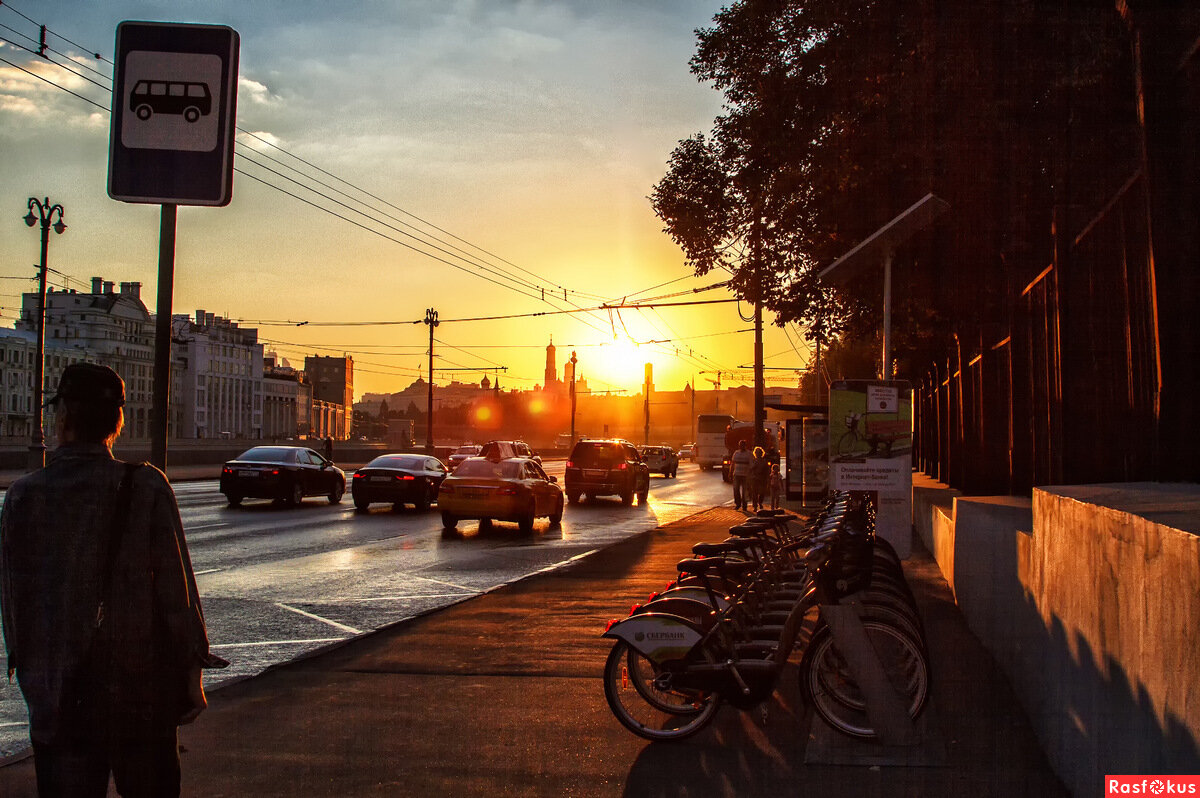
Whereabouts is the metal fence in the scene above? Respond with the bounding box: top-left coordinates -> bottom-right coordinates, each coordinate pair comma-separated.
915,173 -> 1161,495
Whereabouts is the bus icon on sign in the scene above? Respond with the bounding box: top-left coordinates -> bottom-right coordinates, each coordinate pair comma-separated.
130,80 -> 211,123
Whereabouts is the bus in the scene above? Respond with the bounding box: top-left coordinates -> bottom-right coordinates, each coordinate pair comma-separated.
695,413 -> 734,470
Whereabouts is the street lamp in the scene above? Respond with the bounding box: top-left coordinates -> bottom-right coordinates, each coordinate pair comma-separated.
23,197 -> 66,471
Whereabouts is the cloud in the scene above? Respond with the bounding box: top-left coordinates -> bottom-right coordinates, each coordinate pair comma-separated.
239,76 -> 279,107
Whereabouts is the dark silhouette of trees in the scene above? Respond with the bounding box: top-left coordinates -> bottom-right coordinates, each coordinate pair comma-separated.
653,0 -> 1146,379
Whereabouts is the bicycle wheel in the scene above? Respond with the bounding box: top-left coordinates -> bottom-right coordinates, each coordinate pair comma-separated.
800,619 -> 929,739
603,641 -> 720,741
836,431 -> 860,456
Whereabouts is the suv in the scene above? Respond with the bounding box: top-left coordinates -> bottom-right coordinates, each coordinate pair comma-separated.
479,440 -> 541,465
564,439 -> 650,505
640,445 -> 679,478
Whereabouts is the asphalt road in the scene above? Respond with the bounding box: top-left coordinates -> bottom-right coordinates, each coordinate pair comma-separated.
0,460 -> 733,757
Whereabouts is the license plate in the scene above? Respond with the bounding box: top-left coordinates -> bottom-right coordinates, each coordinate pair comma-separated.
461,489 -> 487,500
239,470 -> 259,478
584,469 -> 606,478
370,476 -> 391,482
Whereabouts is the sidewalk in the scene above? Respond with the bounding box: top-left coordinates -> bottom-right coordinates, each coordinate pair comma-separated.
0,507 -> 1069,797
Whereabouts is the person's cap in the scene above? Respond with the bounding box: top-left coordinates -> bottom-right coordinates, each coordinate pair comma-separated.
44,362 -> 125,408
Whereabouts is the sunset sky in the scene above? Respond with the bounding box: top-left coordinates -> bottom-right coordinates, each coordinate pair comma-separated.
0,1 -> 814,400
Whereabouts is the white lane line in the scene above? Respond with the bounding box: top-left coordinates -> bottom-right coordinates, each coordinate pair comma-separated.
336,592 -> 479,603
0,722 -> 27,728
275,603 -> 362,635
404,574 -> 477,592
186,522 -> 231,532
193,568 -> 223,576
210,637 -> 347,649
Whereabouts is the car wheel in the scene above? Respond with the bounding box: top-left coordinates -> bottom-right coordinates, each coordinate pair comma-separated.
353,496 -> 369,511
518,501 -> 536,533
441,512 -> 457,530
638,488 -> 649,505
620,489 -> 633,506
415,481 -> 431,512
287,482 -> 304,506
567,492 -> 581,504
328,480 -> 344,504
225,493 -> 242,508
549,496 -> 564,527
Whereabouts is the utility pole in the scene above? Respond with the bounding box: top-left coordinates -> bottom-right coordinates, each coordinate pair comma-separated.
22,197 -> 66,471
568,350 -> 578,443
423,308 -> 438,453
643,363 -> 653,445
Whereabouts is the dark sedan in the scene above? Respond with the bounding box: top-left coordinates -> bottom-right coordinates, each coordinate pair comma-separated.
351,453 -> 448,511
220,446 -> 345,507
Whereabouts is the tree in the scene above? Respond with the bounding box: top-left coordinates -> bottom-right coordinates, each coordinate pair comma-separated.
653,0 -> 1142,378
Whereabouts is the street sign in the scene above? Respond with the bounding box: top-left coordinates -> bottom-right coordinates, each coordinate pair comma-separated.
108,21 -> 239,206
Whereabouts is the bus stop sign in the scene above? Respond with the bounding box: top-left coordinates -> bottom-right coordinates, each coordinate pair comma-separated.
108,21 -> 239,206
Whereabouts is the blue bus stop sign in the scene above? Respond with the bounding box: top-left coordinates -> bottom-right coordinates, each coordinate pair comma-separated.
108,21 -> 239,206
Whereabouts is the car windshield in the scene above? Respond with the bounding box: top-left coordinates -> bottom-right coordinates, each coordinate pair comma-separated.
453,446 -> 479,455
572,443 -> 622,466
365,455 -> 423,470
237,447 -> 296,463
453,459 -> 522,479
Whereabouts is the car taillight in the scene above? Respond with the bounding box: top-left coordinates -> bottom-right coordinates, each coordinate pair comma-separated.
398,475 -> 415,481
616,462 -> 627,470
270,469 -> 279,476
565,460 -> 574,468
353,473 -> 364,480
497,486 -> 518,496
222,466 -> 232,475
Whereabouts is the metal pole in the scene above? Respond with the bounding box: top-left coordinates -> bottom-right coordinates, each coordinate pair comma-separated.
29,223 -> 49,470
424,308 -> 438,453
150,203 -> 177,471
753,272 -> 765,448
882,248 -> 894,381
569,351 -> 577,442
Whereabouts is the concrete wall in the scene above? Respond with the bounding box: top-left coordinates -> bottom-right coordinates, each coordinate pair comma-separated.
913,478 -> 1200,797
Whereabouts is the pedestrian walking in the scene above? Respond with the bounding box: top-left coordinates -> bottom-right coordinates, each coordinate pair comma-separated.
730,440 -> 752,510
323,435 -> 334,461
0,363 -> 226,798
769,463 -> 783,510
749,446 -> 769,512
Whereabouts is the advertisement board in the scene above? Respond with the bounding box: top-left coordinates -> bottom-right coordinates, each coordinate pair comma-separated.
829,380 -> 913,558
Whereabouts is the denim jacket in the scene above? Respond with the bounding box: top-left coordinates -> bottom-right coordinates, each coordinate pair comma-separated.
0,444 -> 214,743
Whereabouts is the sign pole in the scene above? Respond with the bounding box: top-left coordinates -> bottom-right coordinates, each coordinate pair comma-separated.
150,203 -> 177,471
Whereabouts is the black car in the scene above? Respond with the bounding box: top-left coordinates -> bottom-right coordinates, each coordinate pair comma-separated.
220,446 -> 345,507
351,453 -> 448,511
564,439 -> 650,506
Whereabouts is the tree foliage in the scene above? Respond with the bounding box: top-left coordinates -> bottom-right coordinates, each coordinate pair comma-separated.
653,0 -> 1141,378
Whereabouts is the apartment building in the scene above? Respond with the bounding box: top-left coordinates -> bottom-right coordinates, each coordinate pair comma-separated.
172,310 -> 264,439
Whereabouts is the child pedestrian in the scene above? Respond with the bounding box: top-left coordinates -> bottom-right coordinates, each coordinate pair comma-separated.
769,463 -> 783,510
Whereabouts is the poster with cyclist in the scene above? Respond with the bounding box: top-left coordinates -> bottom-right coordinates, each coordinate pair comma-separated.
829,380 -> 913,558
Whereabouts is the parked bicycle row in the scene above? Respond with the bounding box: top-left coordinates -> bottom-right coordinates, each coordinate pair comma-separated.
601,491 -> 931,741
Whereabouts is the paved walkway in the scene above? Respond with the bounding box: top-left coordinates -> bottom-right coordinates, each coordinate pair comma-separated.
0,508 -> 1068,797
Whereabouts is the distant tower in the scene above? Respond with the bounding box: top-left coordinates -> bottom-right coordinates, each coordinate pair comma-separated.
544,336 -> 558,387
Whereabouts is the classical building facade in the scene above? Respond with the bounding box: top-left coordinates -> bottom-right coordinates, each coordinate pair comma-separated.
171,310 -> 264,439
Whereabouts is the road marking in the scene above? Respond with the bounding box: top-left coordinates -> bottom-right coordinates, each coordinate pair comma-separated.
336,592 -> 479,603
186,522 -> 231,531
193,568 -> 223,576
275,603 -> 363,635
404,574 -> 477,592
210,637 -> 347,649
0,722 -> 27,729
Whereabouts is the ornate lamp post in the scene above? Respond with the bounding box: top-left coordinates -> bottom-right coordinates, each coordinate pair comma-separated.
23,197 -> 66,471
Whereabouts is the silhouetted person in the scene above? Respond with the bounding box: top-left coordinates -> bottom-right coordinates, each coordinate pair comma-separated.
324,436 -> 334,461
0,363 -> 224,797
730,440 -> 752,511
